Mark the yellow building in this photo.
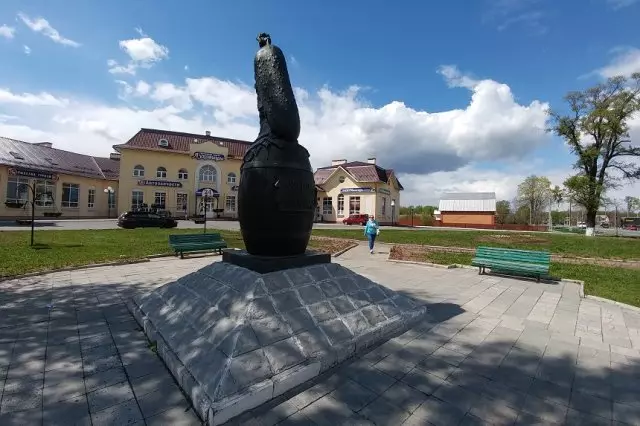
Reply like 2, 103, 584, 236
113, 129, 251, 219
314, 158, 403, 225
0, 137, 120, 220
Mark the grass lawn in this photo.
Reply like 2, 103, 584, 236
0, 229, 349, 278
314, 228, 640, 260
401, 250, 640, 308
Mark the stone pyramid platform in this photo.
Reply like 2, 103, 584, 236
127, 259, 427, 425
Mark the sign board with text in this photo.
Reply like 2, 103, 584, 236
137, 180, 183, 188
340, 187, 375, 194
8, 167, 58, 181
192, 152, 225, 161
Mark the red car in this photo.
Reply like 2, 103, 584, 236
342, 214, 369, 226
624, 224, 638, 231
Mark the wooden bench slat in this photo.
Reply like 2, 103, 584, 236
472, 245, 550, 282
168, 233, 228, 258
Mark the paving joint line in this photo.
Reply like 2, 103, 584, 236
101, 293, 149, 426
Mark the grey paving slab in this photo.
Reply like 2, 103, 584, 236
2, 248, 640, 425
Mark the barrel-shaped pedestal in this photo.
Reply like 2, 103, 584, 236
238, 157, 316, 256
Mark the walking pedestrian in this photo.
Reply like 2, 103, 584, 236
364, 215, 380, 254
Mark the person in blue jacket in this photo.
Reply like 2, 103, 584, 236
364, 215, 380, 254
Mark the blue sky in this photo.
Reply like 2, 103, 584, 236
1, 0, 639, 205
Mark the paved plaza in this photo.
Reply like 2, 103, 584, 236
1, 244, 639, 425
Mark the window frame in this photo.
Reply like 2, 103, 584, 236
88, 188, 96, 209
133, 165, 145, 177
62, 183, 80, 209
322, 197, 333, 215
349, 196, 361, 215
131, 190, 144, 210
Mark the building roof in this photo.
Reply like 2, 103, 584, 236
114, 128, 253, 158
0, 136, 120, 181
438, 192, 497, 212
314, 161, 404, 190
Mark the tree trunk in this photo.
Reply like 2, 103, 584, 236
585, 208, 597, 237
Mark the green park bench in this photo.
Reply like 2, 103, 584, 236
471, 246, 551, 282
168, 233, 228, 259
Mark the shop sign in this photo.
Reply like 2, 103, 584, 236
378, 188, 391, 195
8, 167, 58, 181
340, 187, 375, 194
196, 187, 220, 197
192, 152, 225, 161
137, 179, 183, 188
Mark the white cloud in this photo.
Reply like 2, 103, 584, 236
17, 13, 80, 47
0, 25, 16, 39
596, 47, 640, 78
0, 88, 68, 107
23, 45, 31, 55
483, 0, 547, 35
108, 29, 169, 75
10, 65, 640, 206
606, 0, 639, 9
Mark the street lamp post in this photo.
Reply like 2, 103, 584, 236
391, 200, 396, 226
17, 183, 37, 246
104, 186, 114, 219
410, 206, 414, 228
201, 189, 214, 234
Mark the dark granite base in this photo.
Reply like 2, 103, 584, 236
222, 249, 331, 273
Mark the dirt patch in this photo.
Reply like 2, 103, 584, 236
309, 236, 358, 255
388, 243, 640, 270
478, 234, 550, 245
389, 245, 429, 262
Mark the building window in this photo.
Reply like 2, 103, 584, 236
108, 192, 116, 209
349, 196, 360, 215
5, 177, 29, 204
158, 139, 169, 147
177, 193, 188, 212
178, 168, 188, 180
154, 192, 166, 209
322, 197, 333, 215
225, 195, 236, 212
156, 167, 167, 178
133, 165, 145, 177
62, 183, 80, 208
199, 165, 217, 182
88, 188, 96, 209
381, 197, 387, 216
35, 180, 56, 207
131, 190, 144, 210
337, 194, 345, 216
339, 176, 345, 183
227, 172, 236, 184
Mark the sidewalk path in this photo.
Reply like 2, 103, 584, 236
1, 247, 639, 425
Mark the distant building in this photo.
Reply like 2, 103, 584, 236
438, 192, 497, 226
314, 158, 403, 224
0, 136, 120, 220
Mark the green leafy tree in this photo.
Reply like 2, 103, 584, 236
624, 196, 640, 215
548, 73, 640, 232
550, 185, 564, 209
517, 175, 552, 225
495, 200, 511, 224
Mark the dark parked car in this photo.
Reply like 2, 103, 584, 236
342, 214, 369, 226
117, 211, 178, 229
